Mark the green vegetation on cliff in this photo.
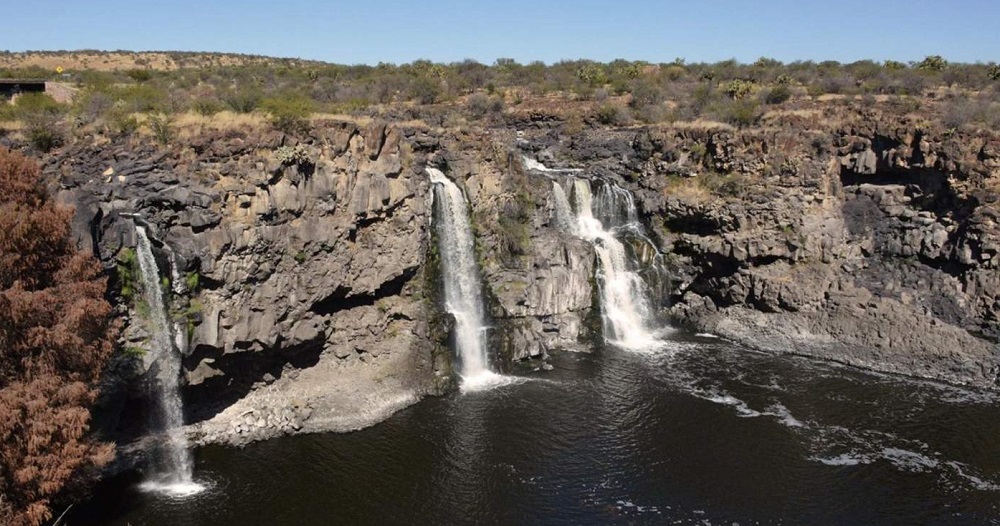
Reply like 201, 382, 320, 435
2, 52, 999, 150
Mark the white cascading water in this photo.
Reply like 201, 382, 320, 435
521, 155, 583, 174
569, 179, 662, 350
550, 181, 577, 235
134, 226, 203, 496
428, 168, 508, 390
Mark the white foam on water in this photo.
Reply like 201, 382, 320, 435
880, 447, 940, 472
696, 390, 763, 418
460, 371, 525, 393
138, 479, 208, 498
946, 461, 1000, 491
809, 453, 873, 466
762, 403, 807, 428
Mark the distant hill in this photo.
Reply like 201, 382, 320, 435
0, 50, 328, 71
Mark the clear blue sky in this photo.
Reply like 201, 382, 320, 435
2, 0, 998, 65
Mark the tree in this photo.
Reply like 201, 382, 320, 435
0, 148, 118, 526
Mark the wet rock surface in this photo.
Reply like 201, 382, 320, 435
40, 106, 1000, 455
525, 109, 1000, 388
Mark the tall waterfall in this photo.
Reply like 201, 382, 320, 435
134, 226, 202, 496
428, 168, 506, 390
565, 179, 663, 350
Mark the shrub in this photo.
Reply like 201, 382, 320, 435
108, 109, 139, 136
465, 92, 490, 118
595, 103, 631, 126
13, 93, 63, 117
147, 113, 174, 145
628, 78, 663, 108
222, 88, 262, 113
125, 69, 152, 83
711, 98, 762, 127
260, 96, 313, 133
408, 76, 442, 104
763, 84, 792, 104
190, 97, 224, 116
13, 94, 65, 152
24, 126, 62, 152
115, 84, 168, 113
0, 148, 118, 526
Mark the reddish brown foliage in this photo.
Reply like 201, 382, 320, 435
0, 148, 117, 526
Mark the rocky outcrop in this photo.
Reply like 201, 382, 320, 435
49, 122, 458, 445
526, 108, 1000, 388
38, 101, 1000, 454
435, 140, 597, 363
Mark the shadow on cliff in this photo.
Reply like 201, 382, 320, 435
181, 338, 325, 425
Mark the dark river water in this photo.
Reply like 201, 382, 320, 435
73, 332, 1000, 525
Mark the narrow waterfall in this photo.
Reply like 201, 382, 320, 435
550, 181, 577, 234
568, 179, 663, 350
134, 226, 202, 496
428, 168, 504, 390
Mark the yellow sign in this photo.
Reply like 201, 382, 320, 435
56, 66, 64, 74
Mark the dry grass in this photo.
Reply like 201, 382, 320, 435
309, 113, 372, 127
171, 111, 268, 139
661, 176, 715, 202
659, 119, 735, 132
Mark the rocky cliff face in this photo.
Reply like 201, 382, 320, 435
47, 120, 603, 446
42, 104, 1000, 449
50, 122, 463, 445
525, 106, 1000, 388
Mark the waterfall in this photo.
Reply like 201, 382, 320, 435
134, 226, 203, 496
428, 168, 507, 390
521, 155, 583, 174
568, 179, 664, 350
550, 181, 577, 234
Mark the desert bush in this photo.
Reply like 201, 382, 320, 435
125, 69, 152, 82
24, 125, 62, 152
628, 78, 663, 108
595, 103, 632, 126
147, 113, 174, 144
190, 97, 224, 116
12, 94, 66, 151
408, 76, 442, 104
763, 84, 792, 104
114, 84, 169, 113
221, 87, 262, 113
465, 93, 491, 118
107, 107, 139, 136
13, 93, 63, 117
73, 90, 115, 124
260, 95, 313, 133
710, 98, 762, 127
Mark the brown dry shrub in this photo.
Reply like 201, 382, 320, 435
0, 148, 118, 526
